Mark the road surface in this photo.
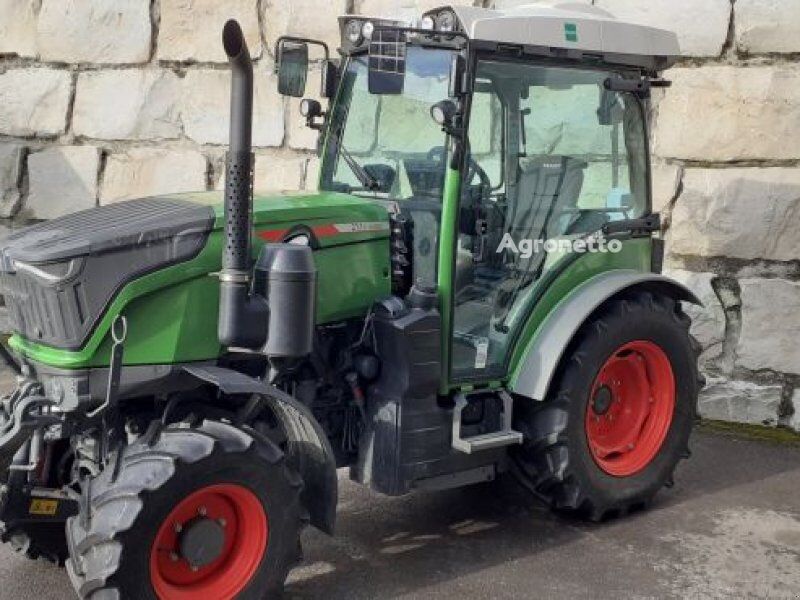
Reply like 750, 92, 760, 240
0, 429, 797, 599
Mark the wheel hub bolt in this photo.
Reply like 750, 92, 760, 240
169, 552, 179, 562
198, 506, 207, 516
592, 385, 614, 416
219, 518, 227, 527
174, 523, 183, 533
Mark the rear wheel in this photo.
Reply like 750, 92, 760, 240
513, 291, 700, 520
66, 420, 306, 599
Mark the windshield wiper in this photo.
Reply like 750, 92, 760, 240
338, 143, 380, 191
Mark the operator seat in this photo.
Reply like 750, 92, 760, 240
510, 155, 587, 244
492, 156, 587, 323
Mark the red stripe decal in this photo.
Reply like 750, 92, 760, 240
258, 222, 386, 242
311, 224, 339, 238
258, 229, 289, 242
258, 224, 340, 242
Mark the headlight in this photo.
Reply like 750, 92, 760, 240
436, 10, 456, 32
345, 19, 363, 44
362, 21, 375, 40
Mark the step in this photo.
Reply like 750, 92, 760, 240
452, 390, 524, 454
452, 430, 524, 454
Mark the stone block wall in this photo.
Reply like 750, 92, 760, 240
0, 0, 798, 430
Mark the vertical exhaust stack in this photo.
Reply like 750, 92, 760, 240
218, 20, 268, 348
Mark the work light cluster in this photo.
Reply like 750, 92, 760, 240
343, 8, 459, 46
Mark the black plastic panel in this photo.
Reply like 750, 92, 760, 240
352, 297, 504, 495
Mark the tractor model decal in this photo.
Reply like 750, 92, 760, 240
259, 221, 389, 242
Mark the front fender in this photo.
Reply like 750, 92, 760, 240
183, 365, 338, 534
509, 270, 701, 401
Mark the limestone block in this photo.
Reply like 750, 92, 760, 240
181, 68, 284, 147
651, 161, 682, 215
736, 0, 800, 55
101, 149, 207, 204
790, 388, 800, 433
356, 0, 478, 22
0, 145, 24, 219
668, 168, 800, 262
737, 278, 800, 376
158, 0, 261, 63
699, 376, 782, 427
263, 0, 349, 54
654, 66, 800, 162
37, 0, 151, 64
306, 157, 321, 190
255, 152, 307, 191
0, 0, 38, 58
0, 69, 72, 137
27, 146, 100, 219
73, 70, 182, 141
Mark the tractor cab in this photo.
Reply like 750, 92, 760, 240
278, 3, 679, 391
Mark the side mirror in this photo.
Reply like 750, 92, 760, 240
277, 40, 309, 97
368, 28, 406, 95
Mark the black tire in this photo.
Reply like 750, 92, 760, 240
512, 290, 700, 521
66, 420, 307, 599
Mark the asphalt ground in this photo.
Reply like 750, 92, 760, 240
0, 426, 797, 599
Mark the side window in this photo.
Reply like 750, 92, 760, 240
467, 85, 504, 188
520, 83, 648, 222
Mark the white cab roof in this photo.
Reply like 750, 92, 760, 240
444, 3, 680, 59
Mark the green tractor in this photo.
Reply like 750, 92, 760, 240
0, 3, 700, 598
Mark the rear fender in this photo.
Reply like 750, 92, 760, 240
509, 271, 701, 402
183, 365, 337, 534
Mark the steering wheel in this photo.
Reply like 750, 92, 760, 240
426, 147, 492, 190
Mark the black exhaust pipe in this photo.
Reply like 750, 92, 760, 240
218, 19, 268, 348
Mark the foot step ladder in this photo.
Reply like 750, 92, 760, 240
452, 390, 523, 454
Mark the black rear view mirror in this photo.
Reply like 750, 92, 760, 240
277, 40, 309, 97
368, 28, 406, 95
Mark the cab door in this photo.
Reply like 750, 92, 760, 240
449, 58, 651, 383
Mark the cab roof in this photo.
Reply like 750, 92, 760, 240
429, 3, 681, 71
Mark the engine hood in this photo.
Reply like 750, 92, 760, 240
0, 190, 390, 352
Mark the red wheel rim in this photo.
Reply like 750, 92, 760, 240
150, 483, 268, 600
585, 340, 675, 477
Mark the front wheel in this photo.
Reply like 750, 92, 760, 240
513, 290, 700, 521
66, 420, 306, 599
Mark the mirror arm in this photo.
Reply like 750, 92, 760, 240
306, 112, 327, 131
274, 36, 329, 62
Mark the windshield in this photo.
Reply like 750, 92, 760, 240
320, 47, 454, 199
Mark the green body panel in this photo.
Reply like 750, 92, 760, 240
505, 237, 652, 387
10, 190, 391, 369
437, 167, 463, 395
